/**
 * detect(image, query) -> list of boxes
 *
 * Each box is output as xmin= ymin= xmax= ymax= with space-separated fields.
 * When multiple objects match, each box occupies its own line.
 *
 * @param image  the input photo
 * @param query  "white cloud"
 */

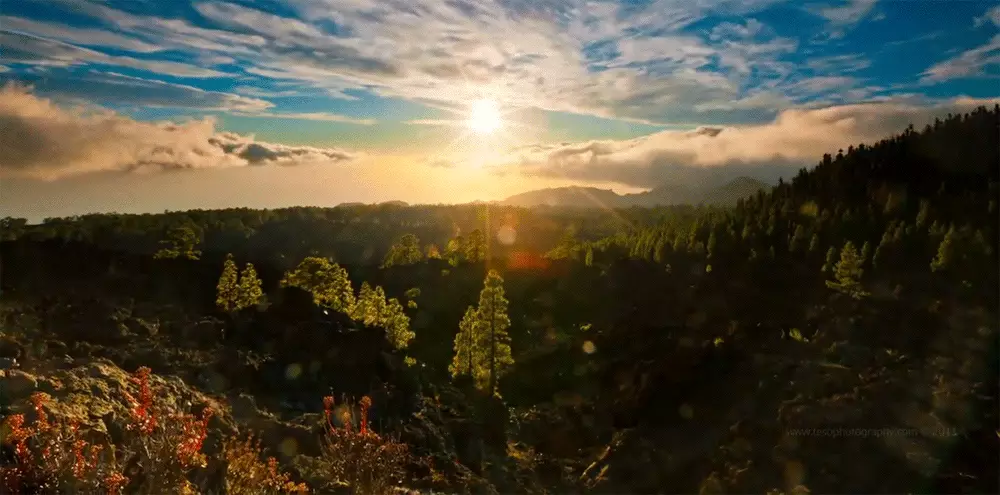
xmin=921 ymin=35 xmax=1000 ymax=82
xmin=475 ymin=97 xmax=1000 ymax=188
xmin=24 ymin=71 xmax=274 ymax=112
xmin=0 ymin=30 xmax=227 ymax=77
xmin=815 ymin=0 xmax=878 ymax=26
xmin=230 ymin=111 xmax=375 ymax=125
xmin=0 ymin=16 xmax=160 ymax=52
xmin=974 ymin=5 xmax=1000 ymax=27
xmin=0 ymin=83 xmax=358 ymax=179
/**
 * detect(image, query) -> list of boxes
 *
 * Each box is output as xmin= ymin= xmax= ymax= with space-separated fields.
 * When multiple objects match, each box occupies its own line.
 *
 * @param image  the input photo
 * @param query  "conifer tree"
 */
xmin=383 ymin=298 xmax=414 ymax=349
xmin=707 ymin=231 xmax=718 ymax=259
xmin=154 ymin=225 xmax=202 ymax=260
xmin=860 ymin=241 xmax=872 ymax=266
xmin=826 ymin=241 xmax=869 ymax=298
xmin=465 ymin=229 xmax=488 ymax=262
xmin=451 ymin=270 xmax=514 ymax=394
xmin=476 ymin=270 xmax=513 ymax=394
xmin=216 ymin=254 xmax=240 ymax=313
xmin=237 ymin=263 xmax=264 ymax=310
xmin=280 ymin=257 xmax=355 ymax=312
xmin=930 ymin=226 xmax=956 ymax=272
xmin=445 ymin=235 xmax=465 ymax=266
xmin=450 ymin=307 xmax=480 ymax=380
xmin=821 ymin=246 xmax=837 ymax=273
xmin=585 ymin=246 xmax=594 ymax=267
xmin=382 ymin=234 xmax=424 ymax=268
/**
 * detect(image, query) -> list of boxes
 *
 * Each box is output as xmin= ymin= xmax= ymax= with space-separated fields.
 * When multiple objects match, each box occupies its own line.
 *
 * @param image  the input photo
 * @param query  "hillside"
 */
xmin=502 ymin=176 xmax=770 ymax=208
xmin=1 ymin=106 xmax=997 ymax=494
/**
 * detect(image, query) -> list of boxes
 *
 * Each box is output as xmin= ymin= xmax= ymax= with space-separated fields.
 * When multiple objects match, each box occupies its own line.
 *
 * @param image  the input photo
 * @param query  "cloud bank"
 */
xmin=0 ymin=84 xmax=359 ymax=179
xmin=482 ymin=96 xmax=1000 ymax=188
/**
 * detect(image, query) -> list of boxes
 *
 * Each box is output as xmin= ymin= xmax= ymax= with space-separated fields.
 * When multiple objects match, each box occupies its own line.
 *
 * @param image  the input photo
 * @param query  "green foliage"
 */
xmin=821 ymin=246 xmax=837 ymax=273
xmin=217 ymin=255 xmax=263 ymax=314
xmin=444 ymin=236 xmax=464 ymax=267
xmin=930 ymin=226 xmax=955 ymax=272
xmin=808 ymin=234 xmax=820 ymax=253
xmin=154 ymin=225 xmax=202 ymax=260
xmin=280 ymin=257 xmax=355 ymax=313
xmin=381 ymin=234 xmax=423 ymax=268
xmin=382 ymin=298 xmax=414 ymax=350
xmin=585 ymin=246 xmax=594 ymax=267
xmin=216 ymin=254 xmax=241 ymax=313
xmin=449 ymin=306 xmax=480 ymax=379
xmin=465 ymin=229 xmax=487 ymax=262
xmin=350 ymin=283 xmax=413 ymax=349
xmin=237 ymin=264 xmax=264 ymax=311
xmin=826 ymin=241 xmax=869 ymax=299
xmin=425 ymin=244 xmax=441 ymax=259
xmin=449 ymin=270 xmax=513 ymax=395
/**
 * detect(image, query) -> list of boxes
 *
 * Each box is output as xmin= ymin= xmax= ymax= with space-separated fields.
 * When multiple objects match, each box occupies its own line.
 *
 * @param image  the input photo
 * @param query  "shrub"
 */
xmin=317 ymin=395 xmax=411 ymax=494
xmin=1 ymin=392 xmax=128 ymax=494
xmin=1 ymin=367 xmax=216 ymax=495
xmin=223 ymin=436 xmax=308 ymax=494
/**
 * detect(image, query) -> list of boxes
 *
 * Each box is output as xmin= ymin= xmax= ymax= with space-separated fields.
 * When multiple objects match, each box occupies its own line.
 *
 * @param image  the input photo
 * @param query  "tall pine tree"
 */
xmin=826 ymin=241 xmax=869 ymax=299
xmin=216 ymin=254 xmax=240 ymax=313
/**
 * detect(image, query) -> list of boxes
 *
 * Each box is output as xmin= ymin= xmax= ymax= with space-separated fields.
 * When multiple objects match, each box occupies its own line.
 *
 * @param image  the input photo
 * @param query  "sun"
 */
xmin=467 ymin=99 xmax=501 ymax=134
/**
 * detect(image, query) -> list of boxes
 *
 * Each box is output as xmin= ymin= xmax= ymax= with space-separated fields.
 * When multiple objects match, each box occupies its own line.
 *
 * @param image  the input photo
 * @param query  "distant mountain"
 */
xmin=502 ymin=177 xmax=770 ymax=208
xmin=501 ymin=186 xmax=626 ymax=208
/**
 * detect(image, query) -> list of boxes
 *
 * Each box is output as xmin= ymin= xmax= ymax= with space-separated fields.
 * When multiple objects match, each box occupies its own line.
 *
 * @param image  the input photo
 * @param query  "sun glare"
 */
xmin=468 ymin=99 xmax=501 ymax=134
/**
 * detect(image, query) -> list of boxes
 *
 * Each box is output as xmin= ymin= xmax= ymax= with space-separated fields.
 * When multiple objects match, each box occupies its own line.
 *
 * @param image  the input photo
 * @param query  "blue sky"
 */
xmin=1 ymin=0 xmax=999 ymax=219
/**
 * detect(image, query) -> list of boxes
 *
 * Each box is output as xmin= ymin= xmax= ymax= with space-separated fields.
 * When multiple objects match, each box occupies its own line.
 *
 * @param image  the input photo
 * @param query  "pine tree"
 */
xmin=930 ymin=226 xmax=956 ymax=272
xmin=383 ymin=298 xmax=414 ymax=349
xmin=860 ymin=241 xmax=872 ymax=266
xmin=465 ymin=229 xmax=488 ymax=262
xmin=216 ymin=254 xmax=240 ymax=313
xmin=237 ymin=263 xmax=264 ymax=310
xmin=280 ymin=257 xmax=355 ymax=312
xmin=454 ymin=270 xmax=515 ymax=395
xmin=450 ymin=307 xmax=480 ymax=380
xmin=154 ymin=225 xmax=202 ymax=260
xmin=707 ymin=231 xmax=718 ymax=259
xmin=445 ymin=235 xmax=464 ymax=266
xmin=821 ymin=246 xmax=837 ymax=273
xmin=382 ymin=234 xmax=424 ymax=267
xmin=826 ymin=241 xmax=869 ymax=299
xmin=585 ymin=246 xmax=594 ymax=267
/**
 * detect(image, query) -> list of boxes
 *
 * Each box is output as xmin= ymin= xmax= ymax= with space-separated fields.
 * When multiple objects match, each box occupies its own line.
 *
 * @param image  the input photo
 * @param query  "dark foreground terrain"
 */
xmin=1 ymin=106 xmax=998 ymax=494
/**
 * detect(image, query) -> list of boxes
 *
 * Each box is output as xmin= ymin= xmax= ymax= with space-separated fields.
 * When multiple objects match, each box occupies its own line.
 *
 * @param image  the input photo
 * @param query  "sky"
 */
xmin=1 ymin=0 xmax=999 ymax=221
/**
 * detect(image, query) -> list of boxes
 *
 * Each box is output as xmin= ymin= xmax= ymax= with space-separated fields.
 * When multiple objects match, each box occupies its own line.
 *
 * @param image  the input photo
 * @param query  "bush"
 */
xmin=223 ymin=436 xmax=308 ymax=494
xmin=317 ymin=395 xmax=411 ymax=494
xmin=1 ymin=392 xmax=128 ymax=494
xmin=1 ymin=367 xmax=215 ymax=494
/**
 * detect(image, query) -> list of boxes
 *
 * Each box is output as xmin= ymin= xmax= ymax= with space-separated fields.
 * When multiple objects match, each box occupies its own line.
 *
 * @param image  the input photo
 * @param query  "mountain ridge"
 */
xmin=502 ymin=176 xmax=771 ymax=208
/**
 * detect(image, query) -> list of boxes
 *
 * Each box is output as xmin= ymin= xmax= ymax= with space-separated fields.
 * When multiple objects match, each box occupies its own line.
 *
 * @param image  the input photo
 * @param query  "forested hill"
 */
xmin=0 ymin=106 xmax=997 ymax=494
